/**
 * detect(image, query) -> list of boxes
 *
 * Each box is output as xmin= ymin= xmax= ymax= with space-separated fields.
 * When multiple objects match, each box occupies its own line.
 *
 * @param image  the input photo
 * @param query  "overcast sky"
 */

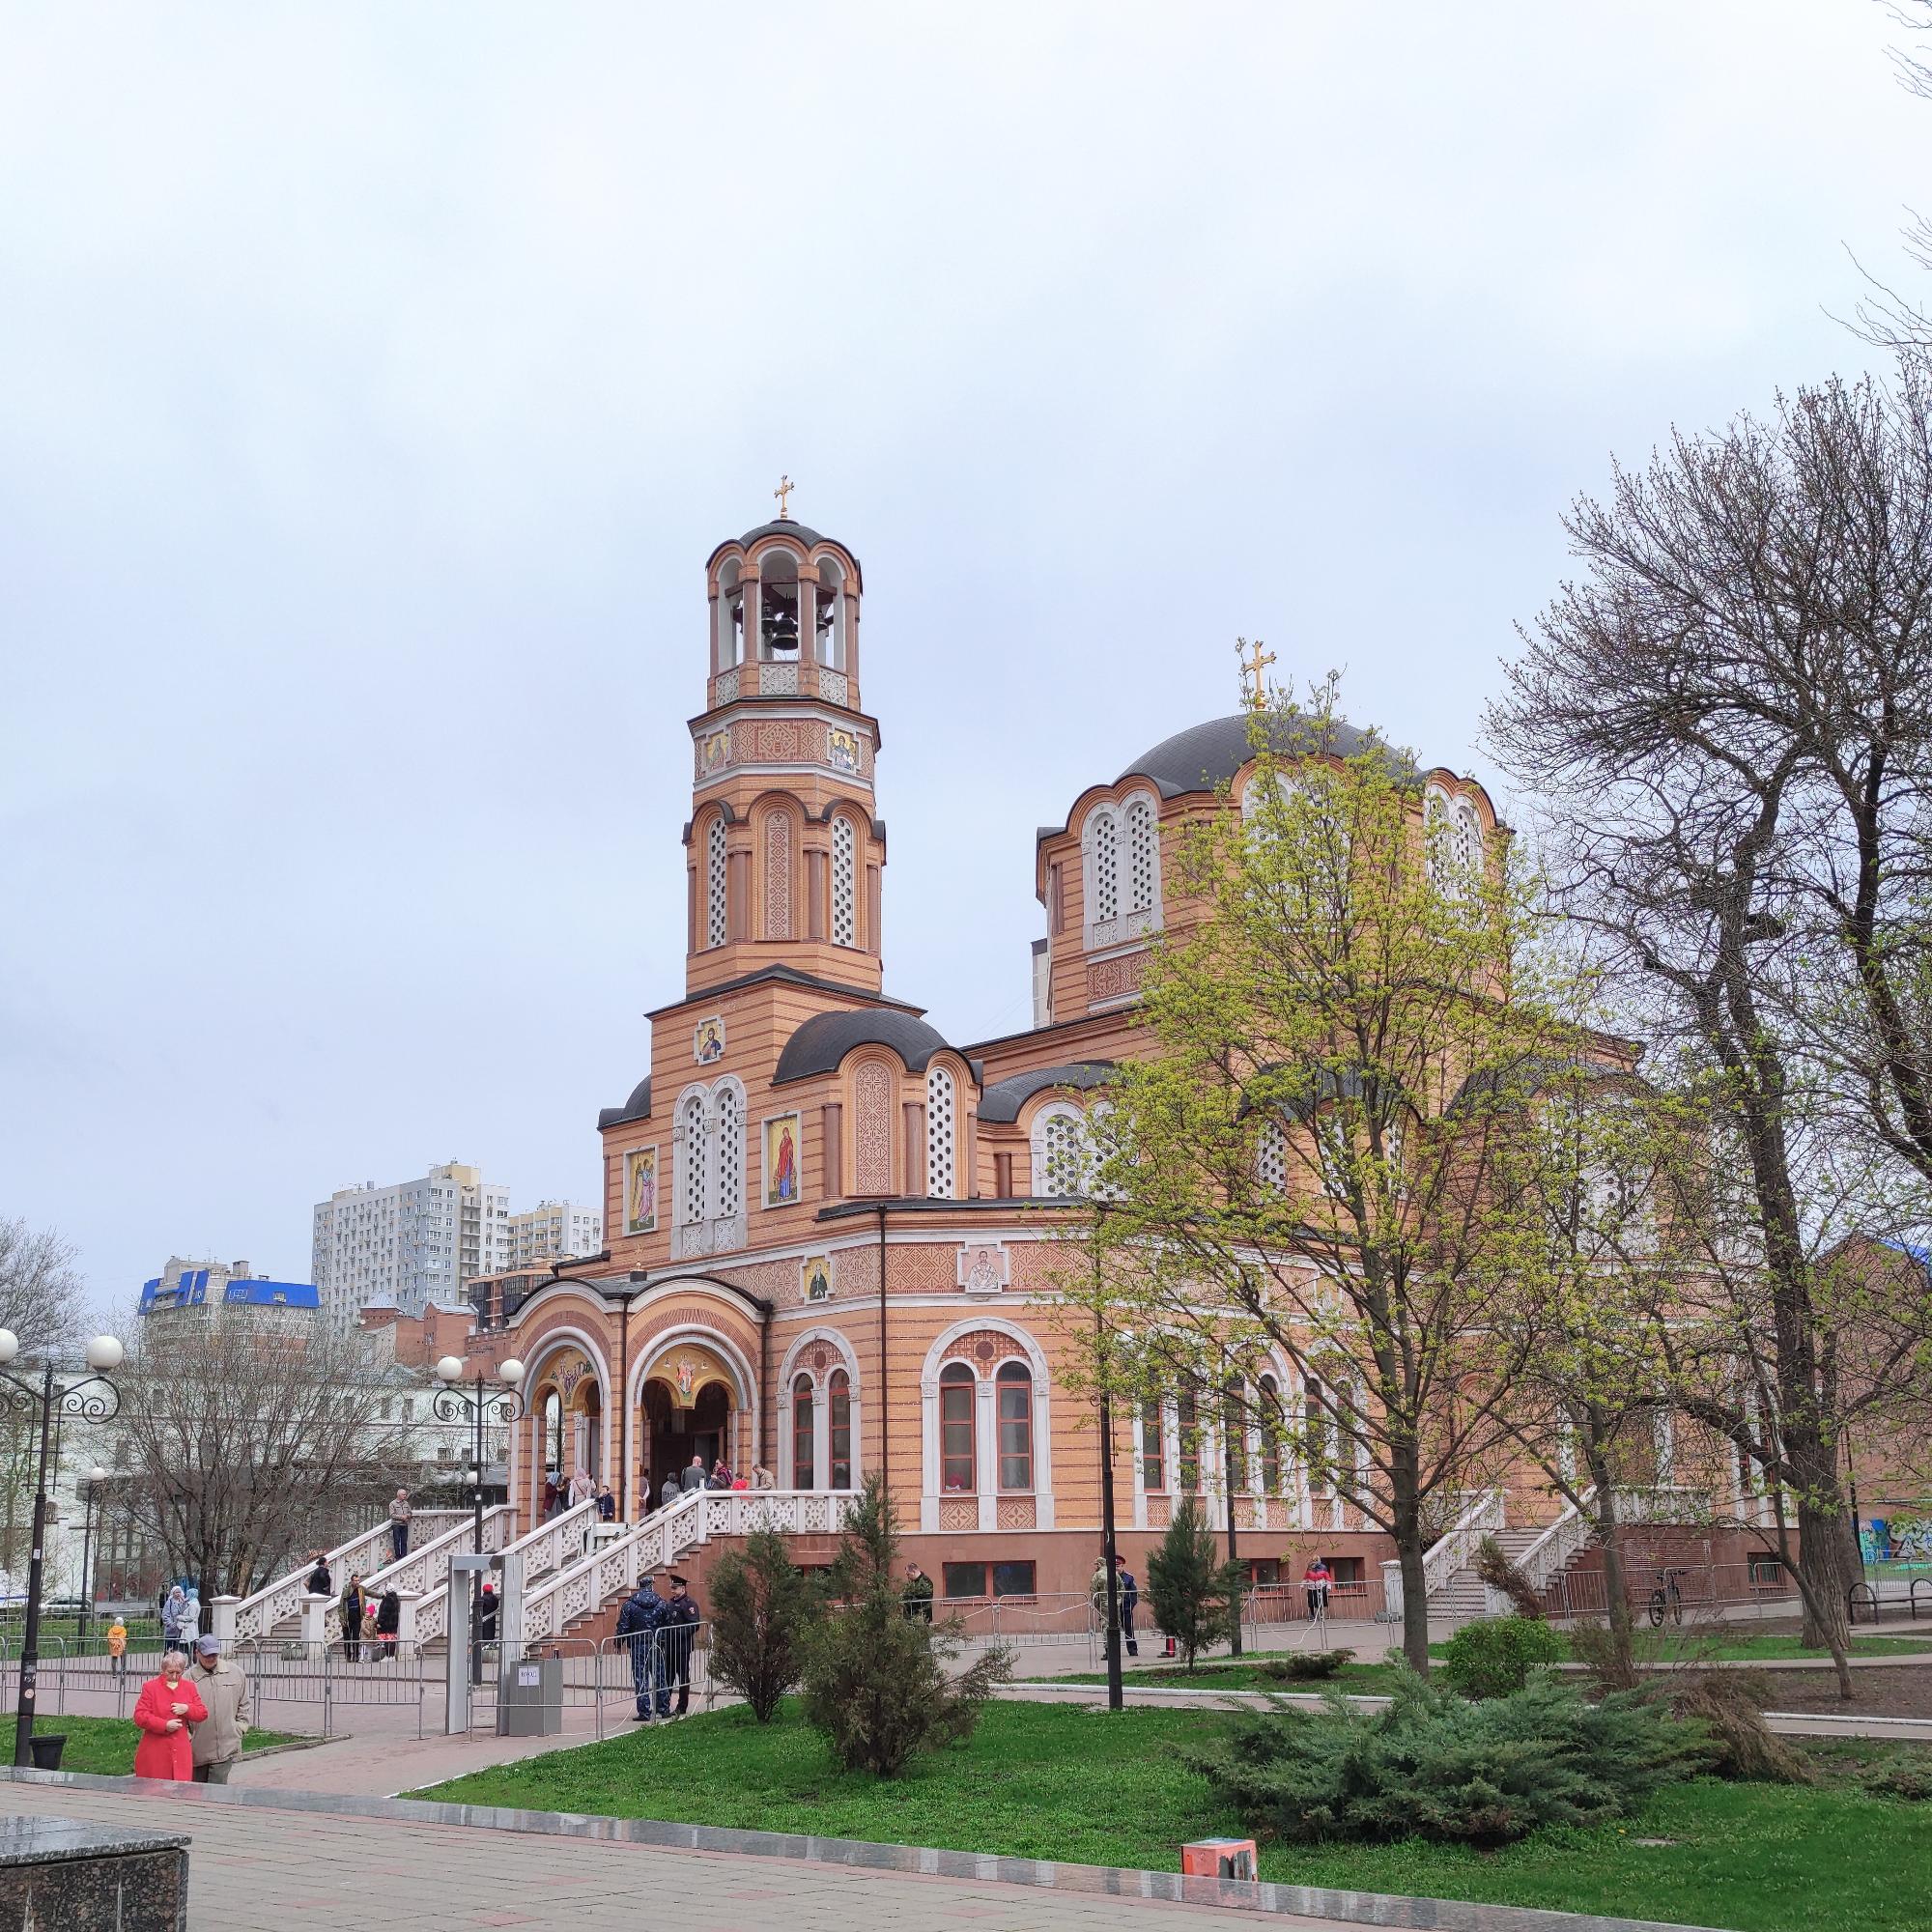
xmin=2 ymin=4 xmax=1925 ymax=1316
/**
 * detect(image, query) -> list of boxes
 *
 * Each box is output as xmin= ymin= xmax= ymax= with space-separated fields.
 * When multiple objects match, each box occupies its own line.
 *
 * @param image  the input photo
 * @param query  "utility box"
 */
xmin=497 ymin=1652 xmax=563 ymax=1737
xmin=1181 ymin=1838 xmax=1257 ymax=1881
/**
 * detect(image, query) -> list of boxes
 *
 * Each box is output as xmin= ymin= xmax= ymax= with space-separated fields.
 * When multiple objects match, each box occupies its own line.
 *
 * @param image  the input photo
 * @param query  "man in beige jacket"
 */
xmin=188 ymin=1634 xmax=250 ymax=1783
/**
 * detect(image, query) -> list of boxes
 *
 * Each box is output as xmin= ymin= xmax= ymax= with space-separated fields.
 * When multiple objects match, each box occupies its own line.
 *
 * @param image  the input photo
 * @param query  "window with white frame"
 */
xmin=715 ymin=1084 xmax=745 ymax=1216
xmin=706 ymin=816 xmax=728 ymax=947
xmin=679 ymin=1092 xmax=709 ymax=1226
xmin=832 ymin=813 xmax=857 ymax=947
xmin=925 ymin=1064 xmax=956 ymax=1199
xmin=1033 ymin=1103 xmax=1090 ymax=1198
xmin=1125 ymin=798 xmax=1158 ymax=913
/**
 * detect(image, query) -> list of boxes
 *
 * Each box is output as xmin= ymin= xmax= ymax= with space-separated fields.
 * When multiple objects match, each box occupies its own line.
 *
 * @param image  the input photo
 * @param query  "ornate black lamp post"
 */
xmin=433 ymin=1354 xmax=524 ymax=1684
xmin=0 ymin=1329 xmax=124 ymax=1767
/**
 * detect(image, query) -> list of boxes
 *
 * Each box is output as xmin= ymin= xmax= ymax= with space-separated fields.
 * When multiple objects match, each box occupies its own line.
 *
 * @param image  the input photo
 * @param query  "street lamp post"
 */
xmin=0 ymin=1330 xmax=125 ymax=1768
xmin=432 ymin=1355 xmax=524 ymax=1688
xmin=78 ymin=1466 xmax=107 ymax=1640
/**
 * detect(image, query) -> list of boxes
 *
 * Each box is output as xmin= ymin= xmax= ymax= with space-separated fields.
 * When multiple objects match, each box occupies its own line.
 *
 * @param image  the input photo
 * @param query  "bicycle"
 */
xmin=1647 ymin=1569 xmax=1686 ymax=1629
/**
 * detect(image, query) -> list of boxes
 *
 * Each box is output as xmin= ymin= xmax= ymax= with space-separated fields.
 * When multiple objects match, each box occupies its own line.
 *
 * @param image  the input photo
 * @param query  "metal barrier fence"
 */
xmin=1538 ymin=1558 xmax=1801 ymax=1625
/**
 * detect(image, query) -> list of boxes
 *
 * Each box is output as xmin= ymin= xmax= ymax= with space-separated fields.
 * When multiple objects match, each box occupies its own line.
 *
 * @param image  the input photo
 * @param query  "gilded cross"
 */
xmin=774 ymin=474 xmax=796 ymax=520
xmin=1237 ymin=637 xmax=1276 ymax=710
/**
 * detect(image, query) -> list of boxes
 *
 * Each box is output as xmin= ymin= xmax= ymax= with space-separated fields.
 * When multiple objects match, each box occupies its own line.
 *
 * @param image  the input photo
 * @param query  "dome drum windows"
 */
xmin=1426 ymin=784 xmax=1486 ymax=897
xmin=1082 ymin=793 xmax=1163 ymax=951
xmin=831 ymin=814 xmax=858 ymax=948
xmin=925 ymin=1065 xmax=956 ymax=1199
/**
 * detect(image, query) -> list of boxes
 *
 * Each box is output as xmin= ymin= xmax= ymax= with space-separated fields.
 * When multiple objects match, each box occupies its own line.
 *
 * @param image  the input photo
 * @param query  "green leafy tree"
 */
xmin=802 ymin=1473 xmax=1010 ymax=1776
xmin=1145 ymin=1494 xmax=1243 ymax=1667
xmin=706 ymin=1528 xmax=821 ymax=1722
xmin=1084 ymin=674 xmax=1597 ymax=1669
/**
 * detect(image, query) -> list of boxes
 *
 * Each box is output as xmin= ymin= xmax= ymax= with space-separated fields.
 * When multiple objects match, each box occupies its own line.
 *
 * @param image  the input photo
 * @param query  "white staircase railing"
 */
xmin=518 ymin=1488 xmax=863 ymax=1640
xmin=405 ymin=1497 xmax=601 ymax=1645
xmin=1483 ymin=1485 xmax=1715 ymax=1614
xmin=230 ymin=1510 xmax=469 ymax=1640
xmin=1422 ymin=1488 xmax=1505 ymax=1602
xmin=322 ymin=1506 xmax=517 ymax=1642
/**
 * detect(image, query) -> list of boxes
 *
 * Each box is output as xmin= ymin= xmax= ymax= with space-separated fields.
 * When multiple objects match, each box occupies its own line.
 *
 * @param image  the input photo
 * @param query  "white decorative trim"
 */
xmin=820 ymin=668 xmax=848 ymax=707
xmin=916 ymin=1316 xmax=1055 ymax=1532
xmin=759 ymin=664 xmax=799 ymax=696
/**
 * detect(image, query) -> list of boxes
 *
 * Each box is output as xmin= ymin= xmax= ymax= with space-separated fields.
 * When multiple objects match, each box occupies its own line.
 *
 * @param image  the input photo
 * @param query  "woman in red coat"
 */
xmin=132 ymin=1650 xmax=207 ymax=1780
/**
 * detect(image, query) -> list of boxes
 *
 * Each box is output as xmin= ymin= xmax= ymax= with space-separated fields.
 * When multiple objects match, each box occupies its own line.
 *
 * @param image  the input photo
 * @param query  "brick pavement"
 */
xmin=0 ymin=1778 xmax=1339 ymax=1931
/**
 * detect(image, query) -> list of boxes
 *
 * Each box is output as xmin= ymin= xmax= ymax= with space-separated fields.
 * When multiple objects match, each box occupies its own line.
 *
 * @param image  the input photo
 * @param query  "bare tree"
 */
xmin=0 ymin=1219 xmax=91 ymax=1576
xmin=1485 ymin=365 xmax=1932 ymax=1667
xmin=111 ymin=1315 xmax=415 ymax=1603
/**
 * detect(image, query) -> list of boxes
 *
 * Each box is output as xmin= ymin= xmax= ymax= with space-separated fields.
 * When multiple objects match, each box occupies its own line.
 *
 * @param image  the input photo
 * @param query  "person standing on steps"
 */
xmin=680 ymin=1454 xmax=707 ymax=1493
xmin=188 ymin=1634 xmax=251 ymax=1783
xmin=658 ymin=1470 xmax=680 ymax=1512
xmin=340 ymin=1572 xmax=371 ymax=1662
xmin=304 ymin=1550 xmax=332 ymax=1599
xmin=568 ymin=1465 xmax=596 ymax=1510
xmin=387 ymin=1488 xmax=412 ymax=1562
xmin=597 ymin=1481 xmax=617 ymax=1522
xmin=614 ymin=1573 xmax=668 ymax=1722
xmin=663 ymin=1574 xmax=700 ymax=1719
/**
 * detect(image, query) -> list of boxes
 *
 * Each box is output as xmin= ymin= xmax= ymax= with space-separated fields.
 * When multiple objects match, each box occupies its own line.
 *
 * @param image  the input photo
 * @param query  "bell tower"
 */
xmin=684 ymin=497 xmax=884 ymax=996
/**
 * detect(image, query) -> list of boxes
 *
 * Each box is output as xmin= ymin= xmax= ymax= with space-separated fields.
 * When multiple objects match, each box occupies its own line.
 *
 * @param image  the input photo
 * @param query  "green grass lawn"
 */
xmin=29 ymin=1715 xmax=304 ymax=1776
xmin=413 ymin=1699 xmax=1932 ymax=1932
xmin=1054 ymin=1630 xmax=1931 ymax=1692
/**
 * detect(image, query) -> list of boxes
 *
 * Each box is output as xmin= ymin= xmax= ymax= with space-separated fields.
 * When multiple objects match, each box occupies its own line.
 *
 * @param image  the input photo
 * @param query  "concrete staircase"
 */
xmin=1428 ymin=1525 xmax=1543 ymax=1619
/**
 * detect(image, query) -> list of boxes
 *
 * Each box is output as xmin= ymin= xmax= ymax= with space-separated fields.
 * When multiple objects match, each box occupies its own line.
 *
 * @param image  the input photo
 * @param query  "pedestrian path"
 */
xmin=0 ymin=1772 xmax=1718 ymax=1932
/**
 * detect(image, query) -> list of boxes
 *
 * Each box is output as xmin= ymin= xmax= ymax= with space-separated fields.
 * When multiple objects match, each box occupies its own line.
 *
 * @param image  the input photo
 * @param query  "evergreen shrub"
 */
xmin=1190 ymin=1665 xmax=1713 ymax=1848
xmin=1440 ymin=1615 xmax=1566 ymax=1698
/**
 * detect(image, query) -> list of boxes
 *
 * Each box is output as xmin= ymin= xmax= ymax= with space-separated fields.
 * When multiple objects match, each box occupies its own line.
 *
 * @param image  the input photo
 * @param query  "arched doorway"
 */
xmin=526 ymin=1343 xmax=608 ymax=1516
xmin=638 ymin=1340 xmax=741 ymax=1497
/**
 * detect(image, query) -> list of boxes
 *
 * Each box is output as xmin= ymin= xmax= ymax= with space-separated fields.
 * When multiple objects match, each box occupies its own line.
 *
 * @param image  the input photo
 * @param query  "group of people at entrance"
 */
xmin=543 ymin=1467 xmax=618 ymax=1520
xmin=653 ymin=1455 xmax=774 ymax=1510
xmin=614 ymin=1571 xmax=701 ymax=1721
xmin=130 ymin=1635 xmax=250 ymax=1783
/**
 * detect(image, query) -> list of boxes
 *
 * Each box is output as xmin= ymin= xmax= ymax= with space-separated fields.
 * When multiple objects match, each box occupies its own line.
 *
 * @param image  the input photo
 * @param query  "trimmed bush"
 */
xmin=1258 ymin=1649 xmax=1356 ymax=1683
xmin=1190 ymin=1663 xmax=1713 ymax=1848
xmin=706 ymin=1529 xmax=822 ymax=1722
xmin=802 ymin=1473 xmax=1011 ymax=1776
xmin=1440 ymin=1615 xmax=1566 ymax=1698
xmin=1145 ymin=1496 xmax=1244 ymax=1668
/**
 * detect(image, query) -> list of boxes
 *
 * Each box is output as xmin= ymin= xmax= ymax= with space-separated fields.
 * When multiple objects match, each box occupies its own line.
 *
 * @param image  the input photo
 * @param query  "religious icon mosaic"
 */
xmin=624 ymin=1146 xmax=658 ymax=1235
xmin=763 ymin=1112 xmax=801 ymax=1208
xmin=694 ymin=1015 xmax=724 ymax=1065
xmin=802 ymin=1254 xmax=832 ymax=1302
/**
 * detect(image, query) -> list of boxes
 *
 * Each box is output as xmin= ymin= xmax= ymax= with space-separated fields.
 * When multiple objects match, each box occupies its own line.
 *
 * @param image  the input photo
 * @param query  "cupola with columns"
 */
xmin=686 ymin=482 xmax=886 ymax=997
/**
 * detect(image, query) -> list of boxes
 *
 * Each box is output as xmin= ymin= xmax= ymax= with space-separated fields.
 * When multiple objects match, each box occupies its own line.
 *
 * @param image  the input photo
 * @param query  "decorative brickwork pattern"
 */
xmin=1087 ymin=951 xmax=1147 ymax=1004
xmin=764 ymin=809 xmax=793 ymax=940
xmin=854 ymin=1060 xmax=893 ymax=1194
xmin=997 ymin=1497 xmax=1037 ymax=1530
xmin=942 ymin=1329 xmax=1028 ymax=1369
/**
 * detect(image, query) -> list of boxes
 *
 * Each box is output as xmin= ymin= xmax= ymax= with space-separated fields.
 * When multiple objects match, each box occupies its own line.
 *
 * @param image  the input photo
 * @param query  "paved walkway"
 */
xmin=0 ymin=1778 xmax=1343 ymax=1931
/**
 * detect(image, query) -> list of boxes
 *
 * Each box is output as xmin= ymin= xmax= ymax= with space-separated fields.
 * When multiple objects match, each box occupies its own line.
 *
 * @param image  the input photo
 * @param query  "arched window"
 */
xmin=1452 ymin=800 xmax=1483 ymax=876
xmin=1090 ymin=809 xmax=1120 ymax=922
xmin=1140 ymin=1405 xmax=1165 ymax=1493
xmin=831 ymin=814 xmax=857 ymax=947
xmin=815 ymin=557 xmax=845 ymax=669
xmin=829 ymin=1369 xmax=852 ymax=1489
xmin=706 ymin=816 xmax=728 ymax=948
xmin=997 ymin=1361 xmax=1033 ymax=1491
xmin=792 ymin=1374 xmax=814 ymax=1491
xmin=1125 ymin=797 xmax=1158 ymax=913
xmin=759 ymin=550 xmax=801 ymax=658
xmin=715 ymin=1085 xmax=744 ymax=1217
xmin=1177 ymin=1388 xmax=1203 ymax=1491
xmin=1034 ymin=1104 xmax=1089 ymax=1198
xmin=939 ymin=1363 xmax=976 ymax=1493
xmin=925 ymin=1065 xmax=956 ymax=1199
xmin=679 ymin=1092 xmax=709 ymax=1226
xmin=717 ymin=560 xmax=743 ymax=669
xmin=763 ymin=808 xmax=793 ymax=940
xmin=1259 ymin=1374 xmax=1282 ymax=1493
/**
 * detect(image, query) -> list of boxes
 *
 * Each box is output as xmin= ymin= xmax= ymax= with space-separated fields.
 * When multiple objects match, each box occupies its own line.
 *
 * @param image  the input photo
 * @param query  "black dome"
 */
xmin=1120 ymin=711 xmax=1380 ymax=799
xmin=774 ymin=1009 xmax=952 ymax=1084
xmin=597 ymin=1074 xmax=652 ymax=1130
xmin=979 ymin=1061 xmax=1116 ymax=1124
xmin=739 ymin=519 xmax=828 ymax=548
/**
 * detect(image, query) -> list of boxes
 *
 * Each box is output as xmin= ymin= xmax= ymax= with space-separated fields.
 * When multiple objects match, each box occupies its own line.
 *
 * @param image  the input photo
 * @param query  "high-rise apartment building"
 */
xmin=504 ymin=1201 xmax=603 ymax=1270
xmin=311 ymin=1162 xmax=510 ymax=1326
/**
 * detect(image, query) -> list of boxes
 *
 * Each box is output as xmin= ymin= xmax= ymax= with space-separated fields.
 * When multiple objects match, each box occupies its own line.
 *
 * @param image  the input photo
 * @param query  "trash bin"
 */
xmin=28 ymin=1734 xmax=65 ymax=1771
xmin=497 ymin=1653 xmax=563 ymax=1737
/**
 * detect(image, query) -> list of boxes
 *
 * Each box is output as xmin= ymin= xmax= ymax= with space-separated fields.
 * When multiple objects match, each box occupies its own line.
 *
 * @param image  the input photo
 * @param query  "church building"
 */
xmin=473 ymin=499 xmax=1507 ymax=1618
